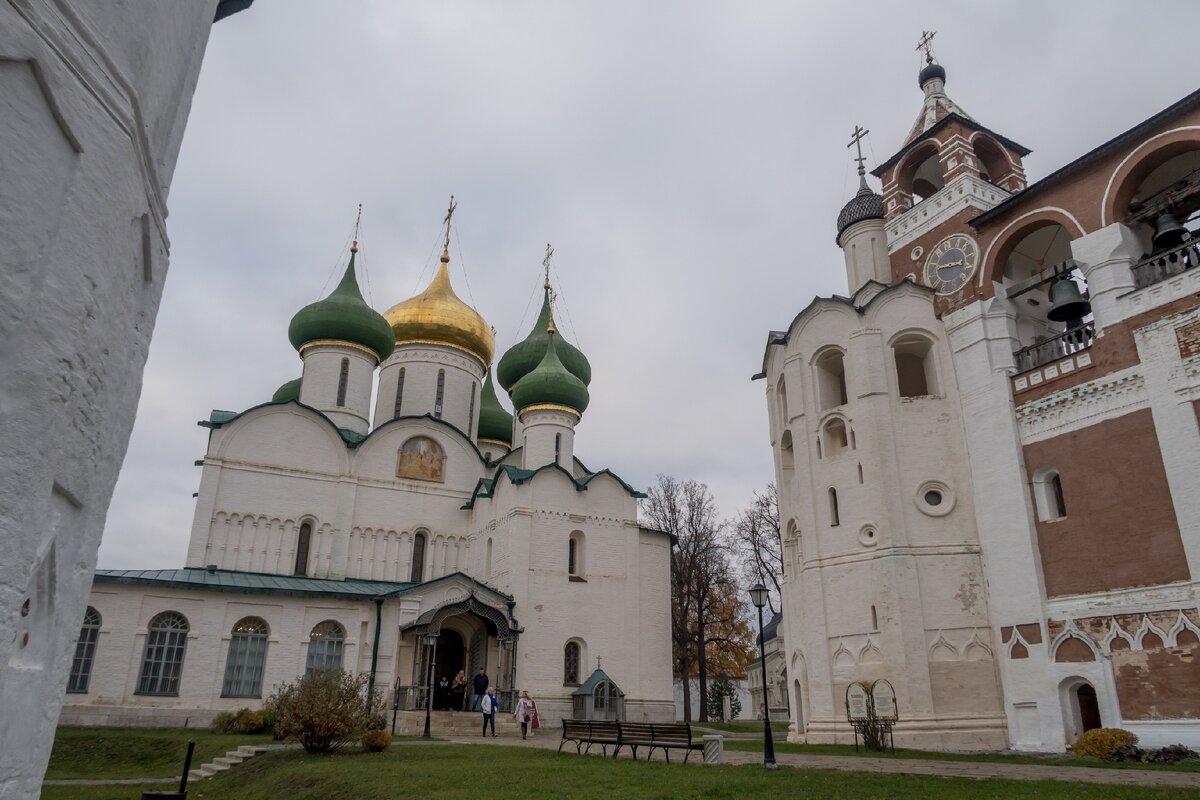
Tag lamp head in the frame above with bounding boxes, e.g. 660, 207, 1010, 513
749, 583, 769, 609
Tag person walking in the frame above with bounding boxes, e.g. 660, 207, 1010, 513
471, 667, 489, 712
480, 687, 499, 737
512, 690, 539, 740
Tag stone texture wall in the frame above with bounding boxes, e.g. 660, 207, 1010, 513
0, 3, 223, 797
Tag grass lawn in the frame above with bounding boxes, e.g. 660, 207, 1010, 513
45, 727, 276, 780
40, 744, 1200, 800
723, 739, 1200, 772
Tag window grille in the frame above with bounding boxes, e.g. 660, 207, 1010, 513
434, 370, 445, 418
66, 607, 101, 693
136, 612, 189, 696
393, 367, 405, 418
564, 641, 580, 685
336, 357, 350, 407
411, 533, 427, 582
222, 617, 269, 697
306, 620, 346, 674
295, 522, 312, 576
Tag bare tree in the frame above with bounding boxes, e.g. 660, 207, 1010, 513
643, 474, 748, 721
731, 483, 783, 615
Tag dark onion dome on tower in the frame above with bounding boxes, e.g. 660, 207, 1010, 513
384, 249, 495, 367
918, 61, 946, 88
836, 178, 885, 243
288, 246, 396, 361
271, 377, 301, 402
496, 283, 591, 392
509, 325, 589, 415
476, 370, 514, 446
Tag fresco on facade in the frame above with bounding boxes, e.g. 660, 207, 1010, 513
398, 436, 446, 482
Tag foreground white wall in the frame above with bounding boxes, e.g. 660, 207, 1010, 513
0, 2, 230, 797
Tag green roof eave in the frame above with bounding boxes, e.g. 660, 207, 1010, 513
93, 568, 413, 601
572, 667, 623, 696
460, 461, 645, 510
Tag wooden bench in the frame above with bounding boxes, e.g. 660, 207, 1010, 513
614, 722, 704, 763
558, 719, 621, 757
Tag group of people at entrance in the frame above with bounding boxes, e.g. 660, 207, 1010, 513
431, 666, 540, 739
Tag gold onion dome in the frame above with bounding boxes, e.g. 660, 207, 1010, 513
384, 249, 495, 366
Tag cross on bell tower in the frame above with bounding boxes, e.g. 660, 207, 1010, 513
916, 30, 936, 65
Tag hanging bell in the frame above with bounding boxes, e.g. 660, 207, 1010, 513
1152, 210, 1187, 251
1047, 277, 1091, 323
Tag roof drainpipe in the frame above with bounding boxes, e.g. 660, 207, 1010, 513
368, 597, 383, 713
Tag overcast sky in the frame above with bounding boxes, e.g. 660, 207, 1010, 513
98, 1, 1199, 569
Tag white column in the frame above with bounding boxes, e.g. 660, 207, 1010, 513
519, 407, 578, 469
1070, 223, 1142, 332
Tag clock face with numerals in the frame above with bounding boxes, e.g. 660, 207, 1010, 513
923, 233, 979, 295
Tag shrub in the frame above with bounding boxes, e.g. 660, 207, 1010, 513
361, 729, 392, 752
211, 711, 236, 734
211, 707, 274, 735
1148, 744, 1199, 764
365, 713, 388, 732
1073, 728, 1138, 760
264, 670, 381, 753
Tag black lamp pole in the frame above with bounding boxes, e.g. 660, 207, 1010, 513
422, 634, 438, 739
749, 583, 777, 769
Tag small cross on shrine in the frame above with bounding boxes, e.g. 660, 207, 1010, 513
596, 656, 602, 670
847, 125, 870, 176
916, 30, 936, 65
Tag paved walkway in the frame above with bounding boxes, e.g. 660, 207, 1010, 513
449, 733, 1200, 789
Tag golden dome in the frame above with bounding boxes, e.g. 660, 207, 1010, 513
384, 250, 495, 366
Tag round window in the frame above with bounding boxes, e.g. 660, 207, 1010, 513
858, 524, 879, 547
924, 490, 943, 506
915, 481, 954, 517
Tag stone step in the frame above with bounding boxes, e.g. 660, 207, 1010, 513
189, 768, 215, 780
200, 761, 231, 772
214, 755, 244, 766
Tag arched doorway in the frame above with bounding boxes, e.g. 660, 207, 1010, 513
433, 629, 464, 710
1075, 684, 1101, 734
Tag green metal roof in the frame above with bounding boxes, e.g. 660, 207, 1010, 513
287, 251, 395, 361
461, 463, 646, 510
271, 378, 301, 403
477, 370, 514, 445
93, 568, 413, 600
510, 334, 589, 414
496, 286, 591, 392
572, 667, 623, 696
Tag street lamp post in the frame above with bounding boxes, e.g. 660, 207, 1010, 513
422, 633, 439, 739
749, 583, 777, 770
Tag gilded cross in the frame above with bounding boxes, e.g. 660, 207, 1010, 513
916, 30, 936, 64
543, 242, 554, 289
442, 195, 457, 252
847, 125, 870, 174
351, 203, 363, 253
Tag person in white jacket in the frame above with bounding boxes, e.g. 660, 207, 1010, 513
480, 687, 499, 737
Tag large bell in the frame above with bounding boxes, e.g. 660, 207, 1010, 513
1047, 277, 1091, 323
1152, 210, 1187, 251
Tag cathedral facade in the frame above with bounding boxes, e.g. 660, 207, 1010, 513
61, 235, 675, 729
760, 55, 1200, 751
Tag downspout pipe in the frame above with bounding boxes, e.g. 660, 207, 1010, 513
368, 597, 384, 712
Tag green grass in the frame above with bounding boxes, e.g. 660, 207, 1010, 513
40, 744, 1200, 800
45, 727, 276, 780
723, 739, 1200, 772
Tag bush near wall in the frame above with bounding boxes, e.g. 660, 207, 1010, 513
210, 708, 275, 736
265, 670, 380, 753
1073, 728, 1138, 760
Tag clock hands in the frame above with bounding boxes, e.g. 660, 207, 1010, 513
936, 259, 965, 273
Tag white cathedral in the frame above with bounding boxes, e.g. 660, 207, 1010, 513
61, 228, 674, 728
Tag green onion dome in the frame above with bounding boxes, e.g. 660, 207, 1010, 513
510, 329, 589, 415
496, 285, 591, 392
287, 248, 395, 361
476, 370, 514, 445
271, 377, 302, 403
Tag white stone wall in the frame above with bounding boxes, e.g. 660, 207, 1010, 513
0, 3, 224, 797
766, 283, 1006, 750
518, 407, 577, 469
299, 344, 377, 434
374, 344, 483, 437
840, 218, 891, 293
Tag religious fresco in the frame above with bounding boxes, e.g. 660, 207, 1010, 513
397, 436, 446, 482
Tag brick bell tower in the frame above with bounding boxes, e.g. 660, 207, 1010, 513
870, 33, 1032, 295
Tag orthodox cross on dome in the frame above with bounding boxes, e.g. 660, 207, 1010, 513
543, 242, 554, 289
847, 125, 870, 179
351, 203, 363, 253
442, 194, 457, 253
916, 30, 936, 65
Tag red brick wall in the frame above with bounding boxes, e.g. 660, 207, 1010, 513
1023, 410, 1188, 597
1113, 643, 1200, 719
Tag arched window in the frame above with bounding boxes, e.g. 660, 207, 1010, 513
823, 419, 849, 456
777, 377, 789, 424
410, 532, 427, 582
294, 521, 312, 576
893, 336, 938, 398
393, 367, 405, 418
828, 488, 840, 527
568, 531, 585, 579
306, 620, 346, 674
336, 357, 350, 407
871, 605, 878, 631
564, 641, 581, 685
555, 433, 562, 465
779, 430, 795, 471
468, 382, 476, 437
66, 607, 101, 693
1032, 466, 1068, 521
222, 616, 269, 698
485, 537, 493, 578
136, 611, 189, 696
434, 370, 445, 418
814, 349, 848, 410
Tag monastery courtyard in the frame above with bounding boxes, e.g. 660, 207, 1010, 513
39, 725, 1200, 800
